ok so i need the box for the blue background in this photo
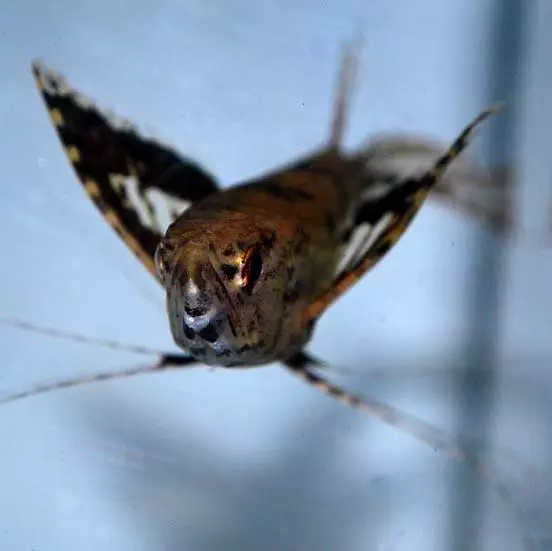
[1,1,552,550]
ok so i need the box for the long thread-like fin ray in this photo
[284,351,535,547]
[285,352,482,464]
[0,354,196,405]
[1,322,537,519]
[0,317,172,356]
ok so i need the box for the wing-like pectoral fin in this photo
[32,61,220,277]
[306,105,501,322]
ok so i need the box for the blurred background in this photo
[1,1,551,550]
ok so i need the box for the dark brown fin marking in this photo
[307,105,502,321]
[0,354,197,406]
[31,61,220,277]
[360,139,513,231]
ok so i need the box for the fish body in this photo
[158,149,367,365]
[156,102,499,367]
[0,48,512,488]
[28,46,501,369]
[3,47,503,403]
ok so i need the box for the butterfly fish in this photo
[1,45,514,485]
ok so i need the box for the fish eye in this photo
[240,244,263,294]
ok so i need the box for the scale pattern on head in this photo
[155,192,333,366]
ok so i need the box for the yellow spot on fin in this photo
[66,145,80,163]
[49,108,64,127]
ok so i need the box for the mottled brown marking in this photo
[222,245,235,256]
[260,183,315,202]
[220,264,238,280]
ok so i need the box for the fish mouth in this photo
[180,261,240,337]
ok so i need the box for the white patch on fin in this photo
[334,213,393,277]
[111,174,192,235]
